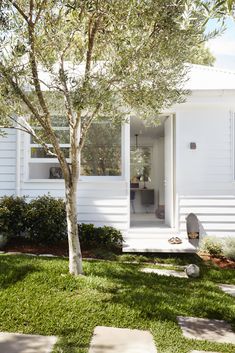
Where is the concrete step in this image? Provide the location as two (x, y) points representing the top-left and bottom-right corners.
(123, 238), (198, 253)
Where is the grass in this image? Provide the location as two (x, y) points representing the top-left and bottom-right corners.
(0, 254), (234, 353)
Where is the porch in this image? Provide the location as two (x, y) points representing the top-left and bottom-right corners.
(123, 227), (198, 253)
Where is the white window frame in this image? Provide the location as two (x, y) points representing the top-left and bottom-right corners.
(25, 121), (127, 182)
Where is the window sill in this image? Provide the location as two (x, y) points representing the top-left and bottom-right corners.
(24, 177), (126, 183)
(24, 179), (65, 183)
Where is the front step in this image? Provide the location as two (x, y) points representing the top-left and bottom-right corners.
(123, 238), (198, 253)
(123, 228), (198, 253)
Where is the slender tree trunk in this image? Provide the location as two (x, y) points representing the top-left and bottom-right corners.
(65, 182), (83, 275)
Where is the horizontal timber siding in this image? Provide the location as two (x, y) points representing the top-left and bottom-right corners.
(0, 130), (16, 197)
(176, 105), (235, 238)
(179, 196), (235, 237)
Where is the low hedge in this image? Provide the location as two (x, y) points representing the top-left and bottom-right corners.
(0, 196), (28, 238)
(26, 195), (67, 244)
(0, 195), (123, 250)
(78, 223), (123, 250)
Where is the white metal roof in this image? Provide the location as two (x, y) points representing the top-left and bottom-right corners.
(37, 63), (235, 92)
(185, 64), (235, 90)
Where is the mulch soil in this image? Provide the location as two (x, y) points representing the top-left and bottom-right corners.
(3, 237), (94, 258)
(200, 253), (235, 269)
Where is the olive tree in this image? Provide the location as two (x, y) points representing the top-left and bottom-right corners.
(0, 0), (209, 275)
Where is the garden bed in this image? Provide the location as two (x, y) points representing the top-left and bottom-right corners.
(3, 237), (121, 259)
(200, 253), (235, 269)
(3, 237), (235, 268)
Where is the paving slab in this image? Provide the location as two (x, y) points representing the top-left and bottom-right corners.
(154, 262), (185, 269)
(177, 316), (235, 344)
(0, 332), (57, 353)
(141, 267), (188, 278)
(218, 284), (235, 297)
(38, 254), (57, 257)
(88, 326), (157, 353)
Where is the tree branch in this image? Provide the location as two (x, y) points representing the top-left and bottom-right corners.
(0, 62), (46, 128)
(79, 103), (102, 150)
(8, 0), (29, 23)
(9, 115), (57, 157)
(84, 16), (100, 81)
(28, 8), (49, 117)
(59, 57), (74, 127)
(34, 0), (47, 25)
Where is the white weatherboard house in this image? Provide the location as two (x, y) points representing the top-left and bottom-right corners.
(1, 64), (235, 253)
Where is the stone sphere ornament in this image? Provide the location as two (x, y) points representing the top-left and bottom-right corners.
(185, 264), (200, 278)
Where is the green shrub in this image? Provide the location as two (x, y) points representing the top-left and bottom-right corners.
(223, 237), (235, 261)
(0, 193), (124, 250)
(26, 195), (67, 244)
(200, 236), (223, 257)
(0, 196), (28, 238)
(78, 223), (123, 250)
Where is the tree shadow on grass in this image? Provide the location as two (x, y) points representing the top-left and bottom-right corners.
(88, 263), (235, 326)
(0, 256), (39, 289)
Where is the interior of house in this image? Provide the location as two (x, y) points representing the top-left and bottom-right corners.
(130, 116), (166, 228)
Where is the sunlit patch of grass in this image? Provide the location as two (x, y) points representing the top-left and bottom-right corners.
(0, 254), (234, 353)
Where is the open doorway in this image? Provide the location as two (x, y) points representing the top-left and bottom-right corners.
(130, 115), (174, 228)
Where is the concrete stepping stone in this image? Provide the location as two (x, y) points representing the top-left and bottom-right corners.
(38, 254), (57, 257)
(154, 262), (185, 269)
(0, 332), (57, 353)
(88, 326), (157, 353)
(141, 268), (187, 278)
(218, 284), (235, 297)
(177, 316), (235, 344)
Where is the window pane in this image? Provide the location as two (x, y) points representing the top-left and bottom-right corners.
(30, 115), (69, 127)
(30, 130), (70, 144)
(51, 115), (69, 127)
(29, 163), (64, 179)
(31, 147), (70, 158)
(81, 121), (121, 176)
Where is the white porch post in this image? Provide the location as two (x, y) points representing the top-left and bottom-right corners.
(123, 120), (130, 230)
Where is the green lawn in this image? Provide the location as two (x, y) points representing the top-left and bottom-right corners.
(0, 254), (234, 353)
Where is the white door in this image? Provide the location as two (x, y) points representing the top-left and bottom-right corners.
(164, 115), (174, 227)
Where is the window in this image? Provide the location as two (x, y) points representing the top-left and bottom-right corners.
(28, 115), (69, 180)
(28, 117), (122, 180)
(80, 120), (122, 176)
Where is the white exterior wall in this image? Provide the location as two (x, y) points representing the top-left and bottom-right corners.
(0, 129), (17, 197)
(175, 91), (235, 238)
(17, 123), (130, 234)
(2, 86), (235, 240)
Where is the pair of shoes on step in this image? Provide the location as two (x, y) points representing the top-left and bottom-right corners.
(168, 236), (182, 244)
